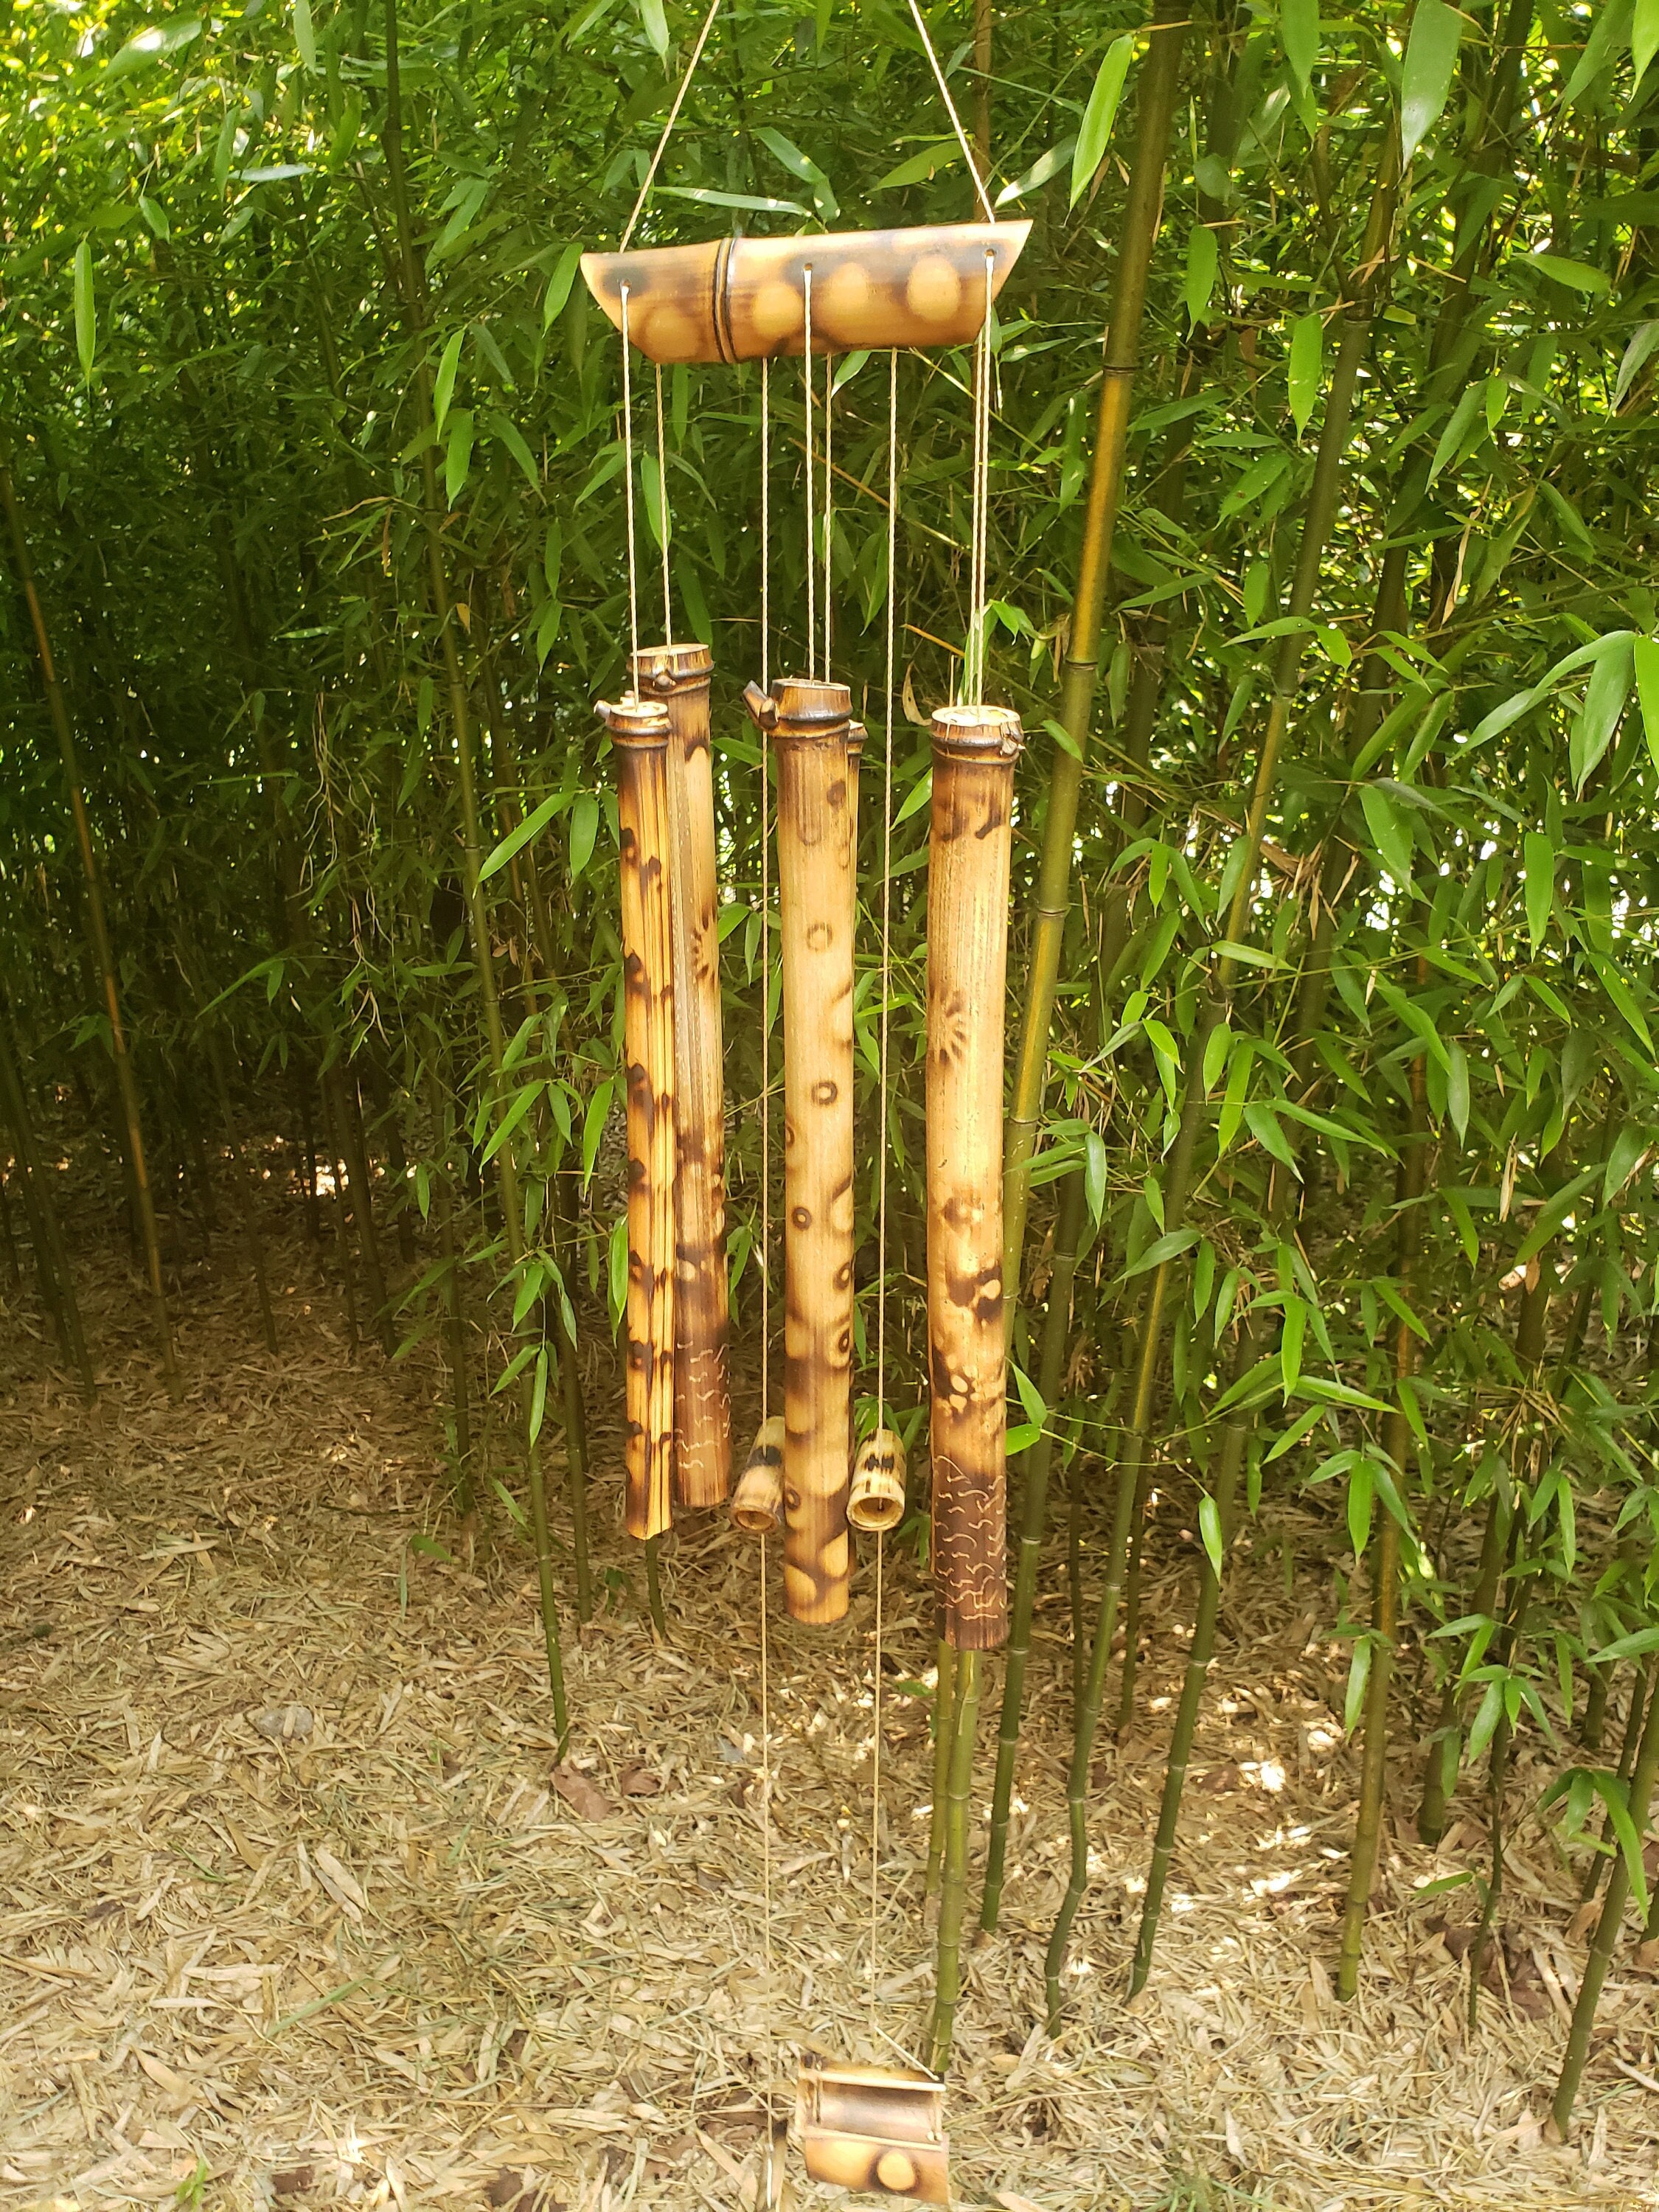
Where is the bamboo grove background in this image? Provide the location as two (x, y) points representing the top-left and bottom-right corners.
(3, 0), (1659, 2132)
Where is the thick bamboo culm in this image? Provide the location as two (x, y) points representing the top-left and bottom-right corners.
(744, 674), (858, 1624)
(582, 222), (1031, 366)
(731, 1414), (785, 1535)
(632, 641), (731, 1510)
(849, 1428), (907, 1533)
(795, 2058), (948, 2205)
(926, 705), (1022, 1650)
(596, 692), (677, 1540)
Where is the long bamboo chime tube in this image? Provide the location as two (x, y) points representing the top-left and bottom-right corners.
(633, 640), (732, 1509)
(926, 705), (1022, 1649)
(597, 692), (678, 1539)
(744, 675), (859, 1624)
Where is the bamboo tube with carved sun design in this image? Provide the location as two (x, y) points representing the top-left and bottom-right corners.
(745, 674), (859, 1624)
(926, 704), (1022, 1650)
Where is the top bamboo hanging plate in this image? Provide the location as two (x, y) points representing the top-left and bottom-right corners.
(580, 220), (1031, 364)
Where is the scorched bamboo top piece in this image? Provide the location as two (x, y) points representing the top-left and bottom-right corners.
(581, 221), (1031, 364)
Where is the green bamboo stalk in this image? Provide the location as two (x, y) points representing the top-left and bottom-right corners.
(206, 1030), (278, 1355)
(1466, 1524), (1529, 2030)
(1551, 1653), (1659, 2137)
(430, 1066), (476, 1516)
(1417, 1486), (1509, 1845)
(552, 1164), (594, 1623)
(981, 1166), (1087, 1932)
(382, 0), (566, 1749)
(1001, 0), (1189, 1320)
(1577, 1658), (1646, 1904)
(1127, 1334), (1251, 1994)
(0, 1162), (21, 1288)
(0, 1004), (94, 1396)
(1044, 145), (1401, 2017)
(1336, 1036), (1429, 2001)
(0, 446), (178, 1397)
(924, 1641), (959, 1901)
(929, 1649), (982, 2073)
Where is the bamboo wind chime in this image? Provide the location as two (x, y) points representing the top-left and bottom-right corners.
(585, 0), (1026, 2186)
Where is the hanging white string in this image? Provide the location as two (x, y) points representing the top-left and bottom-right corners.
(655, 364), (672, 644)
(823, 352), (834, 677)
(871, 346), (900, 2021)
(620, 285), (640, 686)
(757, 349), (777, 2167)
(619, 0), (726, 250)
(804, 267), (816, 680)
(965, 251), (994, 706)
(905, 0), (997, 223)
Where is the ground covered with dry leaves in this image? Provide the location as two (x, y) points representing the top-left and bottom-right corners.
(2, 1188), (1658, 2212)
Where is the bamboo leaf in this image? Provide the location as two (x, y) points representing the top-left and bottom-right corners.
(433, 329), (465, 434)
(1281, 0), (1318, 94)
(481, 791), (563, 883)
(1399, 0), (1464, 167)
(542, 241), (584, 328)
(872, 140), (960, 191)
(1637, 0), (1659, 83)
(1287, 311), (1322, 434)
(568, 790), (599, 878)
(293, 0), (317, 68)
(1632, 635), (1659, 771)
(1571, 636), (1634, 790)
(637, 0), (669, 59)
(754, 127), (839, 220)
(1198, 1492), (1225, 1579)
(106, 14), (201, 75)
(1069, 35), (1133, 206)
(72, 241), (95, 384)
(1183, 223), (1219, 324)
(1522, 830), (1554, 952)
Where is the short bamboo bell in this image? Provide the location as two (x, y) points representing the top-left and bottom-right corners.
(926, 703), (1023, 1649)
(731, 1415), (785, 1536)
(796, 2057), (948, 2204)
(849, 1429), (907, 1533)
(595, 692), (677, 1541)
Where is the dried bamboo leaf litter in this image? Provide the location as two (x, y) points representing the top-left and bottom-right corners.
(1, 1215), (1656, 2211)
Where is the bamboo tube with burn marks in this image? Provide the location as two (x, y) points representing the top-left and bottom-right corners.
(633, 641), (732, 1510)
(927, 705), (1022, 1652)
(598, 692), (678, 1541)
(744, 675), (858, 1624)
(582, 223), (1029, 365)
(731, 1414), (786, 1534)
(849, 1428), (907, 1533)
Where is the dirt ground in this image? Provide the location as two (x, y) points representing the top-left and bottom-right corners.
(2, 1183), (1658, 2212)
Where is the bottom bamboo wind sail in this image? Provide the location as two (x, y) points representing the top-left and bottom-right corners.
(926, 704), (1022, 1650)
(597, 692), (677, 1540)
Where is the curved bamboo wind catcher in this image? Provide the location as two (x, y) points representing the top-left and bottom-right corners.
(594, 692), (677, 1541)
